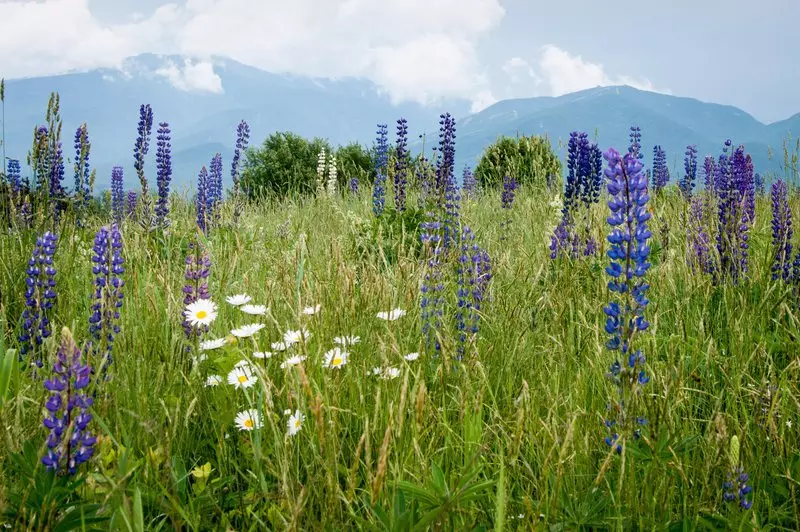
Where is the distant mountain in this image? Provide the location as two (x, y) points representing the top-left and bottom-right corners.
(2, 58), (798, 193)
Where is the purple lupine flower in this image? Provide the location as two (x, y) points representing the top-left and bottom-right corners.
(435, 113), (457, 208)
(154, 122), (172, 227)
(18, 231), (58, 366)
(73, 124), (92, 225)
(372, 123), (388, 217)
(394, 118), (408, 212)
(564, 132), (580, 217)
(126, 190), (137, 220)
(207, 153), (223, 226)
(688, 196), (714, 276)
(455, 226), (492, 360)
(133, 104), (154, 223)
(743, 154), (756, 225)
(576, 133), (594, 207)
(771, 179), (793, 281)
(41, 327), (96, 475)
(680, 145), (697, 200)
(7, 158), (21, 195)
(231, 120), (250, 224)
(443, 165), (461, 252)
(111, 167), (125, 223)
(549, 217), (572, 260)
(588, 143), (604, 204)
(88, 224), (124, 370)
(703, 155), (716, 194)
(500, 175), (518, 239)
(349, 177), (359, 194)
(183, 242), (211, 338)
(628, 126), (643, 161)
(651, 145), (669, 192)
(602, 147), (652, 452)
(49, 141), (66, 221)
(461, 165), (477, 200)
(723, 466), (753, 510)
(716, 144), (754, 282)
(196, 166), (208, 234)
(754, 173), (764, 195)
(32, 126), (51, 193)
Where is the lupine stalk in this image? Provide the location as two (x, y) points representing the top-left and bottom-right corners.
(133, 104), (153, 225)
(717, 143), (753, 282)
(73, 124), (91, 226)
(500, 175), (518, 239)
(154, 122), (172, 228)
(680, 145), (697, 199)
(436, 114), (457, 210)
(316, 147), (327, 197)
(207, 153), (223, 226)
(703, 155), (716, 194)
(126, 191), (137, 220)
(231, 120), (250, 224)
(770, 179), (793, 281)
(19, 231), (58, 366)
(349, 177), (359, 194)
(456, 226), (492, 360)
(88, 224), (124, 370)
(461, 165), (477, 200)
(688, 196), (714, 276)
(49, 141), (66, 223)
(651, 145), (669, 192)
(372, 124), (388, 216)
(326, 154), (338, 197)
(42, 327), (96, 475)
(183, 242), (211, 338)
(588, 143), (604, 204)
(196, 166), (209, 234)
(602, 148), (652, 452)
(628, 126), (643, 161)
(394, 118), (408, 212)
(111, 167), (125, 223)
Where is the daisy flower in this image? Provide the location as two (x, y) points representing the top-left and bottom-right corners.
(377, 308), (406, 321)
(287, 410), (305, 436)
(323, 348), (349, 369)
(234, 359), (255, 370)
(381, 367), (401, 380)
(231, 323), (266, 338)
(200, 338), (227, 351)
(226, 294), (252, 306)
(404, 352), (420, 361)
(370, 367), (383, 377)
(235, 409), (263, 431)
(283, 328), (311, 345)
(334, 335), (360, 346)
(271, 341), (290, 351)
(227, 366), (258, 389)
(253, 351), (273, 359)
(184, 299), (218, 328)
(205, 375), (223, 387)
(280, 355), (306, 369)
(302, 304), (321, 315)
(240, 304), (268, 316)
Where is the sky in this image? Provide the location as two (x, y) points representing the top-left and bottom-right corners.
(0, 0), (797, 123)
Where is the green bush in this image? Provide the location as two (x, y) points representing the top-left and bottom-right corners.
(474, 134), (562, 192)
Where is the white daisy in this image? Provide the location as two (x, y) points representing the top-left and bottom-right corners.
(234, 409), (263, 431)
(200, 338), (227, 351)
(184, 299), (218, 327)
(231, 323), (266, 338)
(283, 328), (311, 345)
(205, 375), (223, 387)
(287, 410), (305, 436)
(234, 359), (255, 371)
(280, 355), (307, 369)
(404, 352), (420, 361)
(370, 367), (383, 376)
(283, 409), (292, 415)
(302, 304), (321, 315)
(227, 366), (258, 389)
(334, 335), (360, 346)
(271, 341), (290, 351)
(226, 294), (252, 306)
(376, 308), (406, 321)
(323, 348), (349, 369)
(240, 304), (268, 316)
(381, 367), (401, 380)
(253, 351), (273, 359)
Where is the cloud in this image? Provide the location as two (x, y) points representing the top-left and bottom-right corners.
(154, 59), (223, 93)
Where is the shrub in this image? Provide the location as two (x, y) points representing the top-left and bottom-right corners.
(474, 134), (562, 192)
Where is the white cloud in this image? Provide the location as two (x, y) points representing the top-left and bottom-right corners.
(154, 59), (223, 93)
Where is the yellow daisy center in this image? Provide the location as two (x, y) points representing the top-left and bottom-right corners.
(332, 357), (342, 366)
(294, 420), (301, 429)
(238, 375), (248, 383)
(244, 419), (254, 428)
(196, 310), (208, 319)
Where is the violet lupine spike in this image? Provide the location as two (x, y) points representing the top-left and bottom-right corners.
(443, 165), (461, 252)
(231, 120), (250, 224)
(651, 145), (669, 193)
(42, 328), (96, 475)
(770, 179), (793, 281)
(196, 166), (208, 234)
(588, 143), (604, 204)
(743, 154), (756, 225)
(111, 167), (125, 223)
(133, 104), (154, 223)
(73, 124), (91, 226)
(18, 231), (58, 366)
(628, 126), (643, 161)
(500, 175), (518, 239)
(575, 132), (593, 207)
(207, 153), (223, 227)
(549, 217), (573, 260)
(680, 145), (697, 200)
(688, 196), (714, 277)
(715, 142), (752, 283)
(349, 177), (359, 194)
(372, 123), (388, 217)
(564, 132), (580, 217)
(703, 155), (716, 194)
(88, 224), (124, 370)
(32, 126), (50, 193)
(49, 141), (66, 221)
(126, 190), (137, 220)
(183, 242), (211, 338)
(723, 466), (753, 510)
(154, 122), (172, 228)
(461, 165), (477, 200)
(394, 118), (408, 212)
(435, 113), (457, 210)
(602, 147), (652, 452)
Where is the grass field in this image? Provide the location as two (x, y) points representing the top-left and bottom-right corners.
(1, 181), (799, 530)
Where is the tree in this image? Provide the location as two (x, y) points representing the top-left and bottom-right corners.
(474, 134), (562, 192)
(241, 132), (332, 199)
(336, 142), (374, 189)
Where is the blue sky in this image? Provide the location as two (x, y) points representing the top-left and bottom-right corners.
(1, 0), (796, 122)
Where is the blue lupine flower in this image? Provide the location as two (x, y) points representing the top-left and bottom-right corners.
(461, 165), (477, 200)
(680, 145), (697, 199)
(231, 120), (250, 224)
(126, 190), (137, 220)
(7, 158), (21, 194)
(349, 177), (359, 194)
(19, 231), (58, 366)
(207, 153), (223, 226)
(500, 175), (518, 239)
(688, 196), (714, 276)
(154, 122), (172, 227)
(88, 224), (124, 370)
(628, 126), (643, 161)
(111, 167), (125, 223)
(564, 132), (580, 216)
(133, 104), (153, 223)
(372, 123), (389, 217)
(73, 124), (92, 226)
(455, 226), (491, 360)
(49, 141), (66, 221)
(771, 179), (793, 281)
(196, 166), (209, 234)
(589, 143), (604, 204)
(651, 145), (669, 192)
(723, 466), (753, 510)
(394, 118), (408, 212)
(42, 327), (96, 475)
(716, 143), (753, 282)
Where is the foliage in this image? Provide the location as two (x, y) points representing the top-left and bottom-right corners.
(474, 134), (562, 192)
(336, 142), (375, 189)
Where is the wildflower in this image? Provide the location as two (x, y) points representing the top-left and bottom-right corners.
(231, 120), (250, 224)
(461, 165), (477, 200)
(42, 328), (96, 475)
(240, 304), (268, 315)
(628, 125), (642, 161)
(404, 352), (419, 361)
(126, 190), (138, 219)
(716, 143), (754, 283)
(651, 145), (670, 192)
(207, 153), (223, 226)
(19, 231), (58, 365)
(196, 166), (209, 234)
(271, 341), (290, 351)
(680, 145), (698, 199)
(73, 124), (92, 226)
(133, 104), (154, 223)
(382, 367), (401, 380)
(205, 375), (223, 387)
(226, 294), (252, 306)
(111, 166), (125, 222)
(88, 224), (125, 370)
(182, 241), (212, 337)
(315, 147), (327, 196)
(394, 117), (409, 211)
(283, 409), (292, 415)
(235, 409), (263, 431)
(771, 179), (793, 281)
(723, 466), (753, 510)
(231, 323), (265, 338)
(184, 299), (218, 328)
(349, 177), (359, 194)
(287, 410), (305, 436)
(302, 304), (321, 315)
(377, 308), (406, 321)
(373, 123), (389, 216)
(227, 366), (257, 389)
(333, 335), (360, 346)
(253, 351), (272, 359)
(323, 348), (349, 369)
(154, 122), (172, 227)
(326, 153), (338, 196)
(280, 355), (307, 369)
(200, 338), (226, 351)
(500, 175), (518, 238)
(284, 328), (311, 345)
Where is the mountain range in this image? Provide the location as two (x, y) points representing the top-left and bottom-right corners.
(2, 54), (797, 191)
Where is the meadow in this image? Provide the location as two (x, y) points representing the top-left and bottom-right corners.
(0, 103), (799, 531)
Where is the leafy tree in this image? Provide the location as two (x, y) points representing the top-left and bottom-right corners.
(241, 132), (331, 199)
(474, 134), (562, 192)
(336, 142), (374, 189)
